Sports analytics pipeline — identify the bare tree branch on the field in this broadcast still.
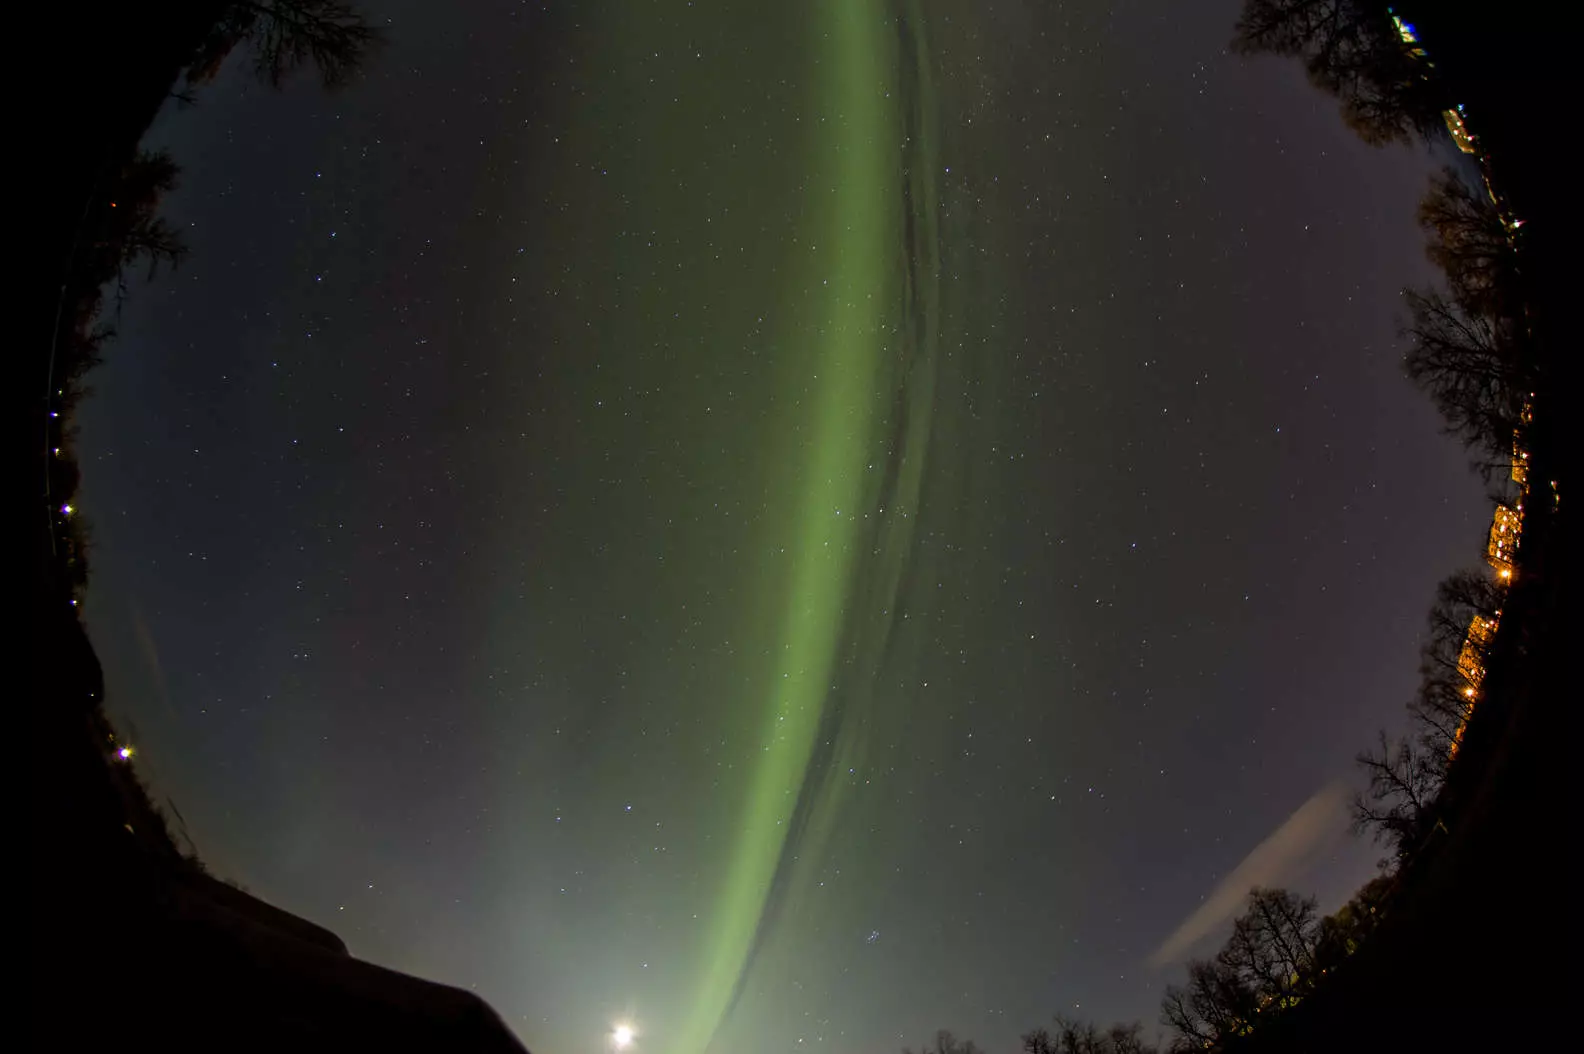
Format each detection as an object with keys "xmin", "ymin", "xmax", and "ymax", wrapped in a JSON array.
[
  {"xmin": 1231, "ymin": 0, "xmax": 1447, "ymax": 146},
  {"xmin": 1351, "ymin": 730, "xmax": 1442, "ymax": 854},
  {"xmin": 1402, "ymin": 288, "xmax": 1530, "ymax": 467}
]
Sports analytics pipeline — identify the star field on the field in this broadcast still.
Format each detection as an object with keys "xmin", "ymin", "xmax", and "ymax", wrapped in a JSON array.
[{"xmin": 77, "ymin": 2, "xmax": 1487, "ymax": 1052}]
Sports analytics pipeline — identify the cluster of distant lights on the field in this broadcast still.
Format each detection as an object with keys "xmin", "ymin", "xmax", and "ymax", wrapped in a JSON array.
[
  {"xmin": 1450, "ymin": 436, "xmax": 1537, "ymax": 755},
  {"xmin": 1394, "ymin": 8, "xmax": 1532, "ymax": 230}
]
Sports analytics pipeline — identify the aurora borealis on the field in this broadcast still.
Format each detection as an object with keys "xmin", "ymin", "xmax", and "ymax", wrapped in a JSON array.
[
  {"xmin": 679, "ymin": 6, "xmax": 939, "ymax": 1049},
  {"xmin": 77, "ymin": 1, "xmax": 1492, "ymax": 1051}
]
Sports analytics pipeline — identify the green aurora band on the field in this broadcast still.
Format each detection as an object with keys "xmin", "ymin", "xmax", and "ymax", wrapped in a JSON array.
[{"xmin": 677, "ymin": 2, "xmax": 941, "ymax": 1050}]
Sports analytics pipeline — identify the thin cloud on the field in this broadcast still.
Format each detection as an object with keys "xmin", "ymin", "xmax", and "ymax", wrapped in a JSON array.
[{"xmin": 1148, "ymin": 782, "xmax": 1349, "ymax": 968}]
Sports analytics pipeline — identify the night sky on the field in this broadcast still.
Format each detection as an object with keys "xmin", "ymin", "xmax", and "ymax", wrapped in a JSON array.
[{"xmin": 78, "ymin": 2, "xmax": 1488, "ymax": 1051}]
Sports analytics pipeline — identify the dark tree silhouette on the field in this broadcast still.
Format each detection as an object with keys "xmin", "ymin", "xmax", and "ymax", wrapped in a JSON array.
[
  {"xmin": 1231, "ymin": 0, "xmax": 1447, "ymax": 146},
  {"xmin": 64, "ymin": 150, "xmax": 189, "ymax": 316},
  {"xmin": 1418, "ymin": 168, "xmax": 1523, "ymax": 320},
  {"xmin": 904, "ymin": 1031, "xmax": 986, "ymax": 1054},
  {"xmin": 1161, "ymin": 956, "xmax": 1256, "ymax": 1048},
  {"xmin": 1220, "ymin": 887, "xmax": 1320, "ymax": 1006},
  {"xmin": 1402, "ymin": 168, "xmax": 1536, "ymax": 477},
  {"xmin": 1402, "ymin": 288, "xmax": 1530, "ymax": 468},
  {"xmin": 105, "ymin": 151, "xmax": 187, "ymax": 271},
  {"xmin": 1410, "ymin": 569, "xmax": 1506, "ymax": 753},
  {"xmin": 1024, "ymin": 1018, "xmax": 1159, "ymax": 1054},
  {"xmin": 1159, "ymin": 888, "xmax": 1324, "ymax": 1047},
  {"xmin": 1351, "ymin": 730, "xmax": 1441, "ymax": 856},
  {"xmin": 188, "ymin": 0, "xmax": 382, "ymax": 90},
  {"xmin": 910, "ymin": 1019, "xmax": 1159, "ymax": 1054},
  {"xmin": 47, "ymin": 2, "xmax": 383, "ymax": 611},
  {"xmin": 1313, "ymin": 873, "xmax": 1392, "ymax": 974}
]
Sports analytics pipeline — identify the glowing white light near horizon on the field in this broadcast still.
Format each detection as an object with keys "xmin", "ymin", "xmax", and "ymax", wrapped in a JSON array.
[
  {"xmin": 612, "ymin": 1024, "xmax": 635, "ymax": 1049},
  {"xmin": 117, "ymin": 746, "xmax": 133, "ymax": 760}
]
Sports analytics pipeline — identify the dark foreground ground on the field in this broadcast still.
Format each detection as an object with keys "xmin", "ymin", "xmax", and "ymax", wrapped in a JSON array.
[
  {"xmin": 26, "ymin": 2, "xmax": 1570, "ymax": 1050},
  {"xmin": 1231, "ymin": 508, "xmax": 1568, "ymax": 1051}
]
